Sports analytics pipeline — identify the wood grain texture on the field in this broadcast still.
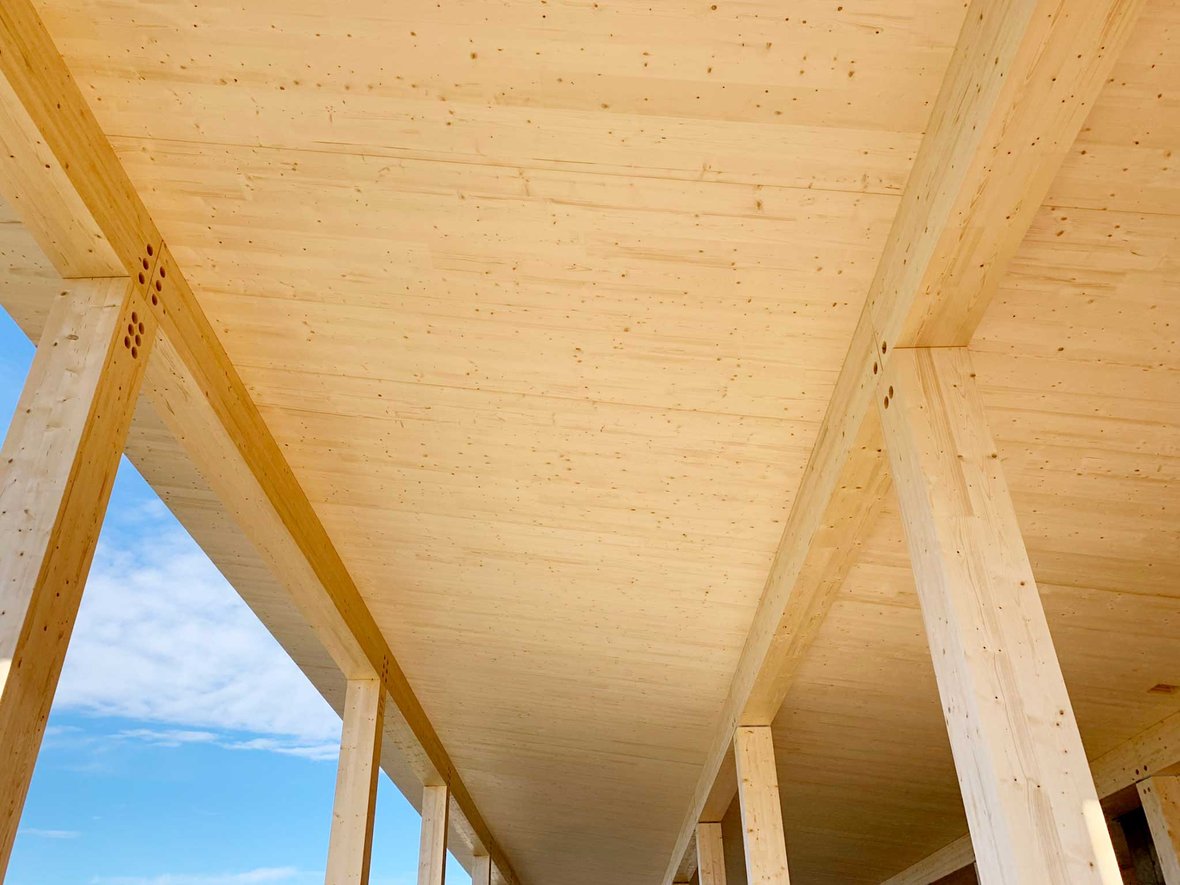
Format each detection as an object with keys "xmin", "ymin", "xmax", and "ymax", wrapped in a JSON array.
[
  {"xmin": 419, "ymin": 785, "xmax": 450, "ymax": 885},
  {"xmin": 0, "ymin": 3, "xmax": 518, "ymax": 880},
  {"xmin": 697, "ymin": 822, "xmax": 728, "ymax": 885},
  {"xmin": 0, "ymin": 0, "xmax": 1171, "ymax": 880},
  {"xmin": 879, "ymin": 347, "xmax": 1119, "ymax": 884},
  {"xmin": 660, "ymin": 0, "xmax": 1146, "ymax": 876},
  {"xmin": 0, "ymin": 275, "xmax": 153, "ymax": 874},
  {"xmin": 735, "ymin": 727, "xmax": 791, "ymax": 884},
  {"xmin": 471, "ymin": 856, "xmax": 493, "ymax": 885},
  {"xmin": 326, "ymin": 678, "xmax": 385, "ymax": 885},
  {"xmin": 1138, "ymin": 777, "xmax": 1180, "ymax": 885}
]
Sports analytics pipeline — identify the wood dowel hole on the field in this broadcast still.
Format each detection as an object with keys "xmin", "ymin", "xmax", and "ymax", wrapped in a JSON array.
[
  {"xmin": 130, "ymin": 346, "xmax": 138, "ymax": 358},
  {"xmin": 146, "ymin": 244, "xmax": 154, "ymax": 257},
  {"xmin": 123, "ymin": 335, "xmax": 130, "ymax": 349},
  {"xmin": 888, "ymin": 385, "xmax": 894, "ymax": 398},
  {"xmin": 883, "ymin": 395, "xmax": 889, "ymax": 409},
  {"xmin": 151, "ymin": 294, "xmax": 158, "ymax": 306},
  {"xmin": 138, "ymin": 273, "xmax": 145, "ymax": 284},
  {"xmin": 872, "ymin": 362, "xmax": 878, "ymax": 375}
]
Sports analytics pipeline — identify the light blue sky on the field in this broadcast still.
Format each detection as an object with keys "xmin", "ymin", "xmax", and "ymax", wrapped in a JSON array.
[{"xmin": 1, "ymin": 307, "xmax": 466, "ymax": 884}]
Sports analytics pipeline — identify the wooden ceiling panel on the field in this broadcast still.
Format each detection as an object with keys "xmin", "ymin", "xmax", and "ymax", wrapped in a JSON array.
[
  {"xmin": 770, "ymin": 4, "xmax": 1180, "ymax": 877},
  {"xmin": 15, "ymin": 0, "xmax": 1176, "ymax": 882}
]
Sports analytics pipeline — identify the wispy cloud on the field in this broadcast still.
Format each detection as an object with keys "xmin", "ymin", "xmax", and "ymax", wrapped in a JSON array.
[
  {"xmin": 113, "ymin": 728, "xmax": 338, "ymax": 762},
  {"xmin": 90, "ymin": 868, "xmax": 315, "ymax": 885},
  {"xmin": 54, "ymin": 509, "xmax": 341, "ymax": 755},
  {"xmin": 21, "ymin": 828, "xmax": 79, "ymax": 839}
]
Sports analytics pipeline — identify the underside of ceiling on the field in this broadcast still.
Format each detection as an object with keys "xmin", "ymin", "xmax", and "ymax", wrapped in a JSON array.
[{"xmin": 0, "ymin": 0, "xmax": 1176, "ymax": 882}]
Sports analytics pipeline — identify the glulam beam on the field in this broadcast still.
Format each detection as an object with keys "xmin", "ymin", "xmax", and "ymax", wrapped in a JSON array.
[
  {"xmin": 472, "ymin": 855, "xmax": 493, "ymax": 885},
  {"xmin": 0, "ymin": 275, "xmax": 153, "ymax": 870},
  {"xmin": 325, "ymin": 678, "xmax": 385, "ymax": 885},
  {"xmin": 419, "ymin": 784, "xmax": 449, "ymax": 885},
  {"xmin": 696, "ymin": 822, "xmax": 728, "ymax": 885},
  {"xmin": 882, "ymin": 709, "xmax": 1180, "ymax": 884},
  {"xmin": 734, "ymin": 727, "xmax": 790, "ymax": 884},
  {"xmin": 660, "ymin": 0, "xmax": 1144, "ymax": 878},
  {"xmin": 880, "ymin": 347, "xmax": 1119, "ymax": 883},
  {"xmin": 0, "ymin": 3, "xmax": 517, "ymax": 881},
  {"xmin": 1138, "ymin": 777, "xmax": 1180, "ymax": 884}
]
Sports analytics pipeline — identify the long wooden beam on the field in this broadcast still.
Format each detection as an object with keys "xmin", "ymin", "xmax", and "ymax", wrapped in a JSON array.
[
  {"xmin": 661, "ymin": 0, "xmax": 1144, "ymax": 879},
  {"xmin": 325, "ymin": 678, "xmax": 385, "ymax": 885},
  {"xmin": 0, "ymin": 3, "xmax": 518, "ymax": 881},
  {"xmin": 419, "ymin": 785, "xmax": 450, "ymax": 885},
  {"xmin": 882, "ymin": 709, "xmax": 1180, "ymax": 884},
  {"xmin": 1138, "ymin": 777, "xmax": 1180, "ymax": 884},
  {"xmin": 881, "ymin": 348, "xmax": 1119, "ymax": 883},
  {"xmin": 0, "ymin": 276, "xmax": 152, "ymax": 869}
]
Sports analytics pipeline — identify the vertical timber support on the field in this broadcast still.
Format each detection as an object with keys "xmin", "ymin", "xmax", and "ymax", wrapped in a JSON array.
[
  {"xmin": 878, "ymin": 347, "xmax": 1120, "ymax": 884},
  {"xmin": 734, "ymin": 726, "xmax": 790, "ymax": 884},
  {"xmin": 0, "ymin": 270, "xmax": 156, "ymax": 873},
  {"xmin": 696, "ymin": 822, "xmax": 728, "ymax": 885},
  {"xmin": 418, "ymin": 783, "xmax": 449, "ymax": 885},
  {"xmin": 1138, "ymin": 777, "xmax": 1180, "ymax": 884},
  {"xmin": 325, "ymin": 678, "xmax": 385, "ymax": 885},
  {"xmin": 471, "ymin": 855, "xmax": 492, "ymax": 885}
]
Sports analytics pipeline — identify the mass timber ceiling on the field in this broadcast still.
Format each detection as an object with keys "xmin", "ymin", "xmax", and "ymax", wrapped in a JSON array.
[{"xmin": 0, "ymin": 0, "xmax": 1176, "ymax": 883}]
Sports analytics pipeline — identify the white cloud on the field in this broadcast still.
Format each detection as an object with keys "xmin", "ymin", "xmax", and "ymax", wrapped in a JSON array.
[
  {"xmin": 20, "ymin": 829, "xmax": 79, "ymax": 839},
  {"xmin": 112, "ymin": 728, "xmax": 338, "ymax": 762},
  {"xmin": 90, "ymin": 868, "xmax": 314, "ymax": 885},
  {"xmin": 55, "ymin": 515, "xmax": 341, "ymax": 753}
]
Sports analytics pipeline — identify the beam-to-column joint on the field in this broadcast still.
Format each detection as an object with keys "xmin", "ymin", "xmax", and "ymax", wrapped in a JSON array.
[
  {"xmin": 1138, "ymin": 776, "xmax": 1180, "ymax": 884},
  {"xmin": 325, "ymin": 677, "xmax": 385, "ymax": 885},
  {"xmin": 878, "ymin": 346, "xmax": 1120, "ymax": 884},
  {"xmin": 734, "ymin": 726, "xmax": 790, "ymax": 884},
  {"xmin": 418, "ymin": 783, "xmax": 449, "ymax": 885},
  {"xmin": 0, "ymin": 267, "xmax": 158, "ymax": 873}
]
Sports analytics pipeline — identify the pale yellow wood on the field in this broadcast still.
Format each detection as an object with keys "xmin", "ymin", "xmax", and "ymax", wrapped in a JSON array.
[
  {"xmin": 878, "ymin": 347, "xmax": 1119, "ymax": 885},
  {"xmin": 1138, "ymin": 777, "xmax": 1180, "ymax": 885},
  {"xmin": 0, "ymin": 0, "xmax": 1171, "ymax": 880},
  {"xmin": 471, "ymin": 855, "xmax": 492, "ymax": 885},
  {"xmin": 658, "ymin": 0, "xmax": 1145, "ymax": 875},
  {"xmin": 325, "ymin": 678, "xmax": 385, "ymax": 885},
  {"xmin": 734, "ymin": 727, "xmax": 790, "ymax": 884},
  {"xmin": 418, "ymin": 784, "xmax": 449, "ymax": 885},
  {"xmin": 696, "ymin": 822, "xmax": 727, "ymax": 885},
  {"xmin": 0, "ymin": 274, "xmax": 154, "ymax": 874},
  {"xmin": 885, "ymin": 710, "xmax": 1180, "ymax": 883},
  {"xmin": 0, "ymin": 5, "xmax": 519, "ymax": 881},
  {"xmin": 0, "ymin": 1, "xmax": 151, "ymax": 271}
]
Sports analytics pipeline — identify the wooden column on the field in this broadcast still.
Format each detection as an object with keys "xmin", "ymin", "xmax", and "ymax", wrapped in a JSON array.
[
  {"xmin": 734, "ymin": 726, "xmax": 790, "ymax": 884},
  {"xmin": 878, "ymin": 347, "xmax": 1120, "ymax": 884},
  {"xmin": 1138, "ymin": 776, "xmax": 1180, "ymax": 884},
  {"xmin": 471, "ymin": 854, "xmax": 492, "ymax": 885},
  {"xmin": 0, "ymin": 275, "xmax": 154, "ymax": 873},
  {"xmin": 325, "ymin": 678, "xmax": 385, "ymax": 885},
  {"xmin": 696, "ymin": 821, "xmax": 728, "ymax": 885},
  {"xmin": 418, "ymin": 783, "xmax": 449, "ymax": 885}
]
